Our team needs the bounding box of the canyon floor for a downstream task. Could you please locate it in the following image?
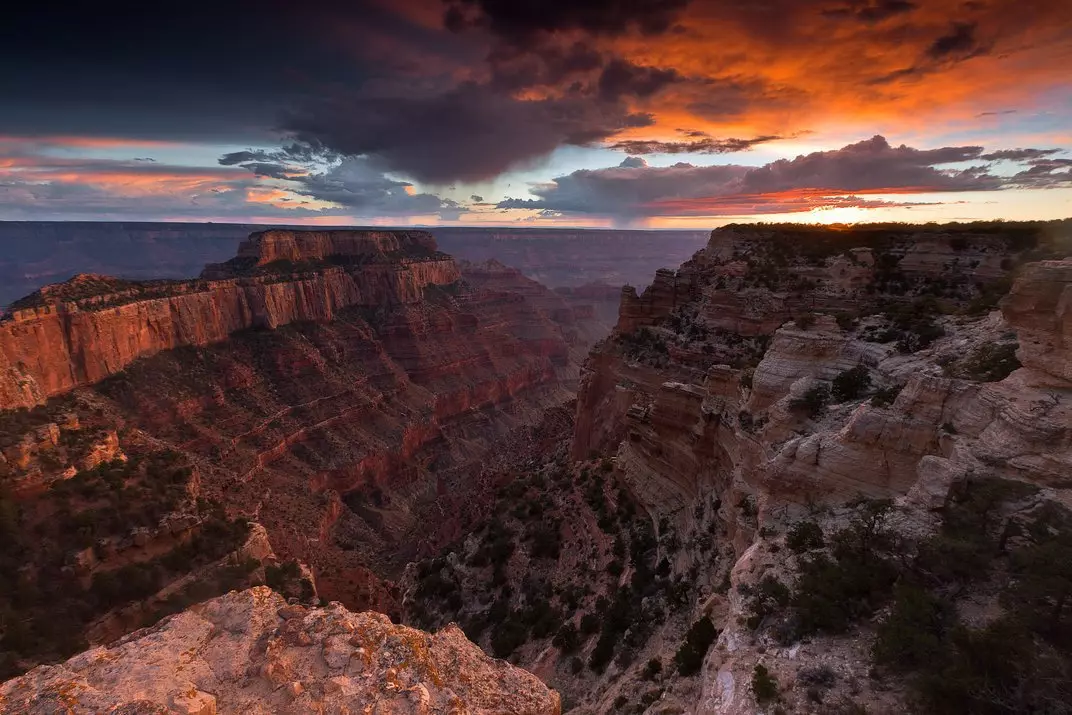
[3,221,1072,715]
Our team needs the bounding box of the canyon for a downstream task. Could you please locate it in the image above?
[0,222,707,309]
[3,220,1072,715]
[0,228,611,683]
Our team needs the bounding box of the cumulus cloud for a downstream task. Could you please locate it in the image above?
[496,135,1065,220]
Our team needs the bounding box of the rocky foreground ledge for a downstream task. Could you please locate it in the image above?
[0,587,561,715]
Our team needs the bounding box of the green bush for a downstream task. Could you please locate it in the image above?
[751,664,779,704]
[955,343,1020,382]
[674,615,719,676]
[490,617,529,658]
[745,575,791,629]
[870,384,903,408]
[643,657,663,680]
[791,500,899,636]
[790,385,829,418]
[873,585,955,671]
[787,520,825,553]
[552,622,579,653]
[831,365,871,402]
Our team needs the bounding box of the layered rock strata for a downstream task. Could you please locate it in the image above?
[0,231,460,410]
[566,223,1072,713]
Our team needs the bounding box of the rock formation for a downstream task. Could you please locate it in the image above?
[556,222,1072,713]
[0,230,613,679]
[0,586,561,715]
[0,231,462,410]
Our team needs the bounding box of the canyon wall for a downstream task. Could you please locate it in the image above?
[0,231,460,409]
[563,222,1072,713]
[0,229,614,674]
[234,228,441,265]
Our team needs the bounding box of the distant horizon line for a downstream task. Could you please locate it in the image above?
[0,218,1069,231]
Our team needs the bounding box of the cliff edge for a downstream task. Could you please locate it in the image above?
[0,230,461,409]
[0,586,561,715]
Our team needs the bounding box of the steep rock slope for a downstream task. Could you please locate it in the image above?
[0,230,460,410]
[0,586,561,715]
[558,222,1072,713]
[0,231,612,677]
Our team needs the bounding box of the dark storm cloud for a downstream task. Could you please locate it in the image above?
[286,83,654,183]
[442,0,691,45]
[487,41,604,90]
[928,22,984,59]
[822,0,918,23]
[980,148,1061,161]
[496,135,1023,219]
[609,134,785,154]
[597,59,683,101]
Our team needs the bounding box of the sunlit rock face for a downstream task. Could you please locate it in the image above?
[0,231,463,410]
[0,586,561,715]
[1000,259,1072,382]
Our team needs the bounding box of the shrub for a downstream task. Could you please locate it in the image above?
[579,612,600,634]
[797,664,837,688]
[835,312,857,331]
[870,384,903,408]
[955,343,1021,382]
[831,366,871,402]
[674,616,719,676]
[569,656,584,674]
[872,585,955,671]
[787,520,825,553]
[791,501,899,636]
[751,664,779,704]
[643,657,663,680]
[790,385,829,418]
[745,575,791,629]
[796,313,817,330]
[490,618,529,658]
[552,622,579,653]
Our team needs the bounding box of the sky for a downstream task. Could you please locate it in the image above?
[1,0,1071,227]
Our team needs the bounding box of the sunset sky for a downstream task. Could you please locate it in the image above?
[2,0,1070,227]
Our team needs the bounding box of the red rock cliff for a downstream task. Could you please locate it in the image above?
[0,232,460,409]
[235,228,441,266]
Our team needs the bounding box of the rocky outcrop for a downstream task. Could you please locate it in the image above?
[1001,258,1072,382]
[235,229,441,266]
[562,226,1072,714]
[0,586,560,715]
[0,233,461,410]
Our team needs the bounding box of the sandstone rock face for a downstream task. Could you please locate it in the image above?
[1001,258,1072,382]
[0,587,560,715]
[0,254,461,410]
[574,225,1066,510]
[565,228,1072,714]
[235,229,441,266]
[0,232,611,646]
